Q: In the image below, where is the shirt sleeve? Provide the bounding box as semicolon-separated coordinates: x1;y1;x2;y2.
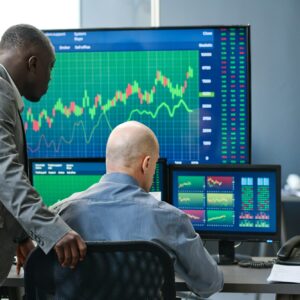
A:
160;206;224;297
0;79;71;253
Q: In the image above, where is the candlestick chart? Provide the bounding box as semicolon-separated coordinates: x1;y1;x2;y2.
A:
23;50;199;159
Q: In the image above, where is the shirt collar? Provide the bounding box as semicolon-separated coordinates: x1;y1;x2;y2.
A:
101;172;140;187
0;64;24;112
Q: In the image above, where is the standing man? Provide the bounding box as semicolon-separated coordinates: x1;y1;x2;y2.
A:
0;24;86;285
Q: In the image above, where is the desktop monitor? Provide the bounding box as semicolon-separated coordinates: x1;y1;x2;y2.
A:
168;164;281;264
29;158;106;207
29;158;167;206
23;25;251;164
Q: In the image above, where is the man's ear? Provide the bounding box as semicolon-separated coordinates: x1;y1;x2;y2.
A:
141;156;150;174
27;56;38;73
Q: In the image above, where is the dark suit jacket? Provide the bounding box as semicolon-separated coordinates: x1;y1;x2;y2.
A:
0;65;70;285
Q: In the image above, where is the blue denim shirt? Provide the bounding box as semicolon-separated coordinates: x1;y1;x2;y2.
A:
51;172;223;297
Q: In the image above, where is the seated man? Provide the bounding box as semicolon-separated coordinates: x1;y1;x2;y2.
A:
51;121;223;298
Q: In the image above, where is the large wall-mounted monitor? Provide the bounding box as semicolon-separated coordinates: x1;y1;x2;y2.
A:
23;25;251;164
29;158;167;206
168;164;281;264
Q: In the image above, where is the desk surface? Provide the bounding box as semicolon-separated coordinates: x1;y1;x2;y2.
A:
5;263;300;295
3;266;24;288
176;264;300;295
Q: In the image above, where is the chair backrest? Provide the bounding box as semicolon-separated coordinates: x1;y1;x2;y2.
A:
24;240;176;300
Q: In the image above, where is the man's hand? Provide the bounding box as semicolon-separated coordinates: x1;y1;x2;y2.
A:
16;239;35;275
54;230;86;269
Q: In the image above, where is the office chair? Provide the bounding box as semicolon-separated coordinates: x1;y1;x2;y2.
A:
24;240;176;300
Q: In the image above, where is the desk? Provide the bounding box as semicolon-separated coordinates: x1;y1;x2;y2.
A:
176;264;300;300
4;264;300;300
3;267;23;288
0;267;23;300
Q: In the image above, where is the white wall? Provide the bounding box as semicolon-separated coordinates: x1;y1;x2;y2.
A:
80;0;151;28
0;0;80;37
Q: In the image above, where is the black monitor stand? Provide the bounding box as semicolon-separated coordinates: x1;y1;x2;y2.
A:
213;240;251;265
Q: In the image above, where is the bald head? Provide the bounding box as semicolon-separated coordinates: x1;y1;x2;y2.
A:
106;121;159;191
106;121;159;169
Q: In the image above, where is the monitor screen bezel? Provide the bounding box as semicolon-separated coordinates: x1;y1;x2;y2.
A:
152;157;168;201
168;164;281;242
